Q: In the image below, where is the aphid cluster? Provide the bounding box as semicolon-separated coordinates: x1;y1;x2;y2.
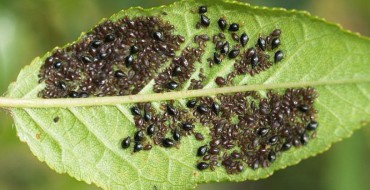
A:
39;16;184;98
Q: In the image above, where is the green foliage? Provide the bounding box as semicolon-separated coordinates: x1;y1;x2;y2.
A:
1;0;370;189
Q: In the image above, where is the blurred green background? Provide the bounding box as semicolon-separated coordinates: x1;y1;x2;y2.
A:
0;0;369;190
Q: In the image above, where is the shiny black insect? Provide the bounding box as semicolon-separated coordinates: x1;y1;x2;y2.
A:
197;145;208;156
198;5;207;14
268;151;276;162
147;124;156;136
271;38;281;49
228;49;240;59
53;61;62;69
197;104;209;114
172;66;182;76
105;33;116;42
281;142;292;151
131;107;141;116
114;70;125;78
121;137;131;149
130;45;139;54
166;104;178;116
125;55;134;67
251;53;259;67
211;102;220;115
162;138;175;148
240;33;249;47
257;37;266;51
153;31;165;41
91;40;102;48
257;128;269;136
144;110;152;121
186;99;197;108
200;15;210;27
220;41;230;54
69;91;79;98
134;130;144;142
182;122;194;131
274;50;284;63
197;162;209;170
134;142;143;152
307;121;319;131
167;81;179;90
217;18;227;30
214;52;222;64
228;23;239;31
173;129;181;141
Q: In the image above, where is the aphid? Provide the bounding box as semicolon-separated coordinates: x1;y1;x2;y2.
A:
134;130;144;142
240;33;249;47
198;5;207;14
251;161;259;170
162;138;175;148
257;37;266;51
251;53;259;67
91;40;102;48
121;137;131;149
186;99;197;108
213;52;222;64
130;45;139;54
143;144;153;150
268;136;278;145
200;15;210;27
228;49;240;59
281;142;292;151
257;128;269;136
147;124;156;136
134;142;143;152
166;104;178;116
271;38;281;49
81;55;93;64
69;91;79;98
228;23;239;31
125;55;134;67
268;151;276;162
131;107;141;116
299;105;309;112
105;33;116;42
215;76;226;86
173;129;181;141
209;147;220;154
220;41;230;54
172;65;182;76
153;31;165;41
271;29;282;36
197;145;208;156
195;133;204;141
211;102;220;115
300;132;310;145
114;70;125;78
53;116;59;123
274;50;284;63
197;104;209;114
53;61;62;69
197;162;210;170
306;121;319;131
58;81;67;91
231;33;239;41
182;122;194;131
80;92;89;98
167;81;179;90
217;18;227;30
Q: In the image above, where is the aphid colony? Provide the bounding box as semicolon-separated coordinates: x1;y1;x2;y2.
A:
38;4;319;174
122;87;318;173
39;16;185;98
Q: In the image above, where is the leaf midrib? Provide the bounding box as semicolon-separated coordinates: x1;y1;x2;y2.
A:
1;78;369;108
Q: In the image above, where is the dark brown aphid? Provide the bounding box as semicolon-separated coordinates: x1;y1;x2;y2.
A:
214;52;222;64
197;145;208;156
197;162;210;170
166;104;178;116
134;130;144;142
195;133;204;141
147;124;156;136
131;107;141;116
173;129;181;141
121;136;131;149
307;121;319;131
197;104;209;114
182;122;194;131
220;41;229;54
167;81;179;90
215;18;227;31
231;33;239;41
228;49;240;59
105;33;116;42
186;99;197;108
257;37;266;51
200;15;210;27
215;76;226;86
228;23;239;31
134;142;143;152
162;138;175;148
274;50;284;63
153;31;165;41
240;33;249;47
198;5;207;14
271;29;282;36
144;144;153;150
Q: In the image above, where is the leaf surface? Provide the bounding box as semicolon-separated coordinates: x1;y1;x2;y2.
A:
3;0;370;189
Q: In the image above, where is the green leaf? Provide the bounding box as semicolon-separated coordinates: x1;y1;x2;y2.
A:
1;0;370;189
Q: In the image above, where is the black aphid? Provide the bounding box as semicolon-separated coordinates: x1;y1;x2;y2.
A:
91;40;102;48
218;18;227;30
58;81;67;91
214;52;222;64
147;124;156;136
53;116;59;123
251;53;259;67
198;5;207;14
271;38;281;49
228;23;239;31
300;132;310;145
228;49;240;59
134;130;144;142
211;102;220;115
81;55;93;64
167;81;179;90
197;162;210;170
197;104;209;114
186;99;197;108
166;104;178;116
268;151;276;162
130;45;139;54
299;105;309;112
131;107;141;116
240;33;249;47
105;33;116;42
121;137;131;149
307;121;318;131
153;31;165;41
281;142;292;151
268;136;278;145
173;129;181;141
274;50;284;63
182;122;194;131
134;142;143;152
200;15;210;27
114;70;125;78
80;92;89;98
257;128;269;136
197;145;208;156
162;138;175;147
220;41;230;54
257;37;266;51
53;61;62;69
172;66;182;76
125;55;134;67
69;91;79;98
